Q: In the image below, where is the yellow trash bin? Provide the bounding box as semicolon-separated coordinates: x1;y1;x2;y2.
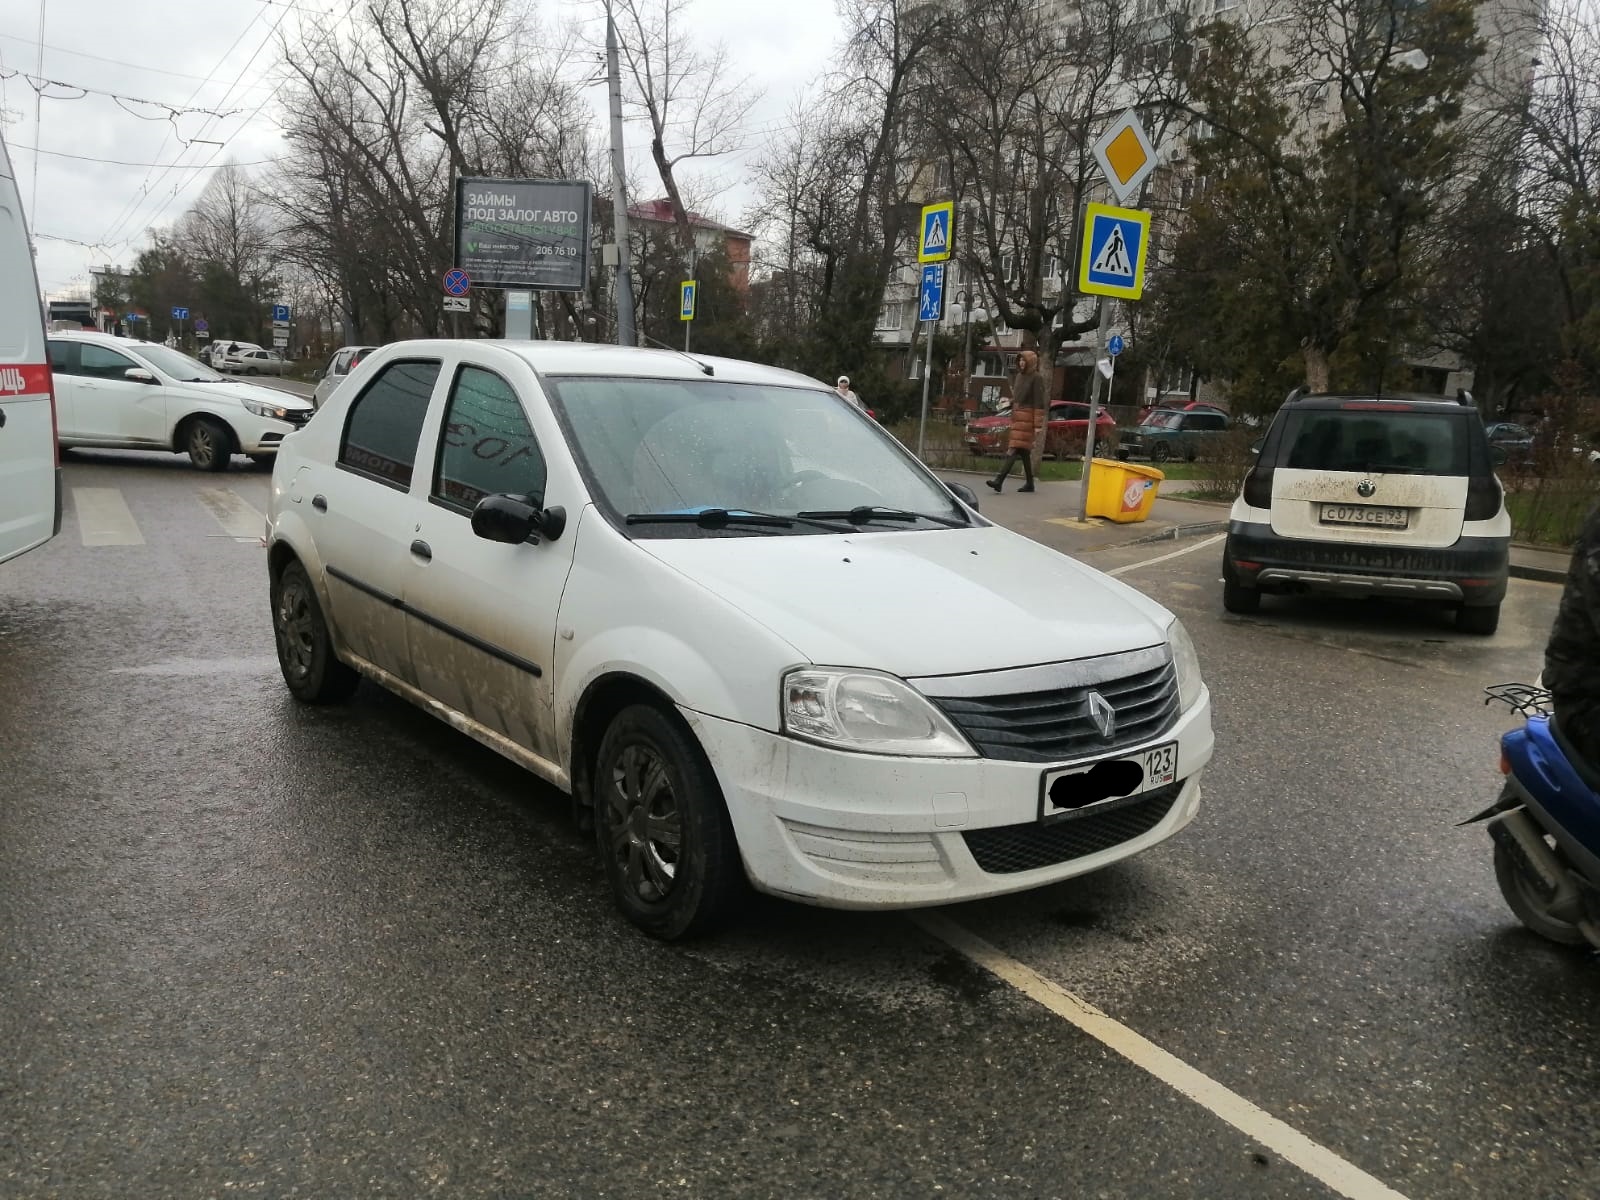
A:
1084;458;1164;523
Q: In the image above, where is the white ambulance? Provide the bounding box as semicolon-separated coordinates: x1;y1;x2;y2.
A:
0;131;60;564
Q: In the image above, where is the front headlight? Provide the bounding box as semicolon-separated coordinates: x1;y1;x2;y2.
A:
1167;618;1204;712
243;398;290;420
781;668;976;757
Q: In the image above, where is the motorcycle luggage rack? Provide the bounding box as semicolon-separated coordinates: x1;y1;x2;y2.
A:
1483;682;1554;717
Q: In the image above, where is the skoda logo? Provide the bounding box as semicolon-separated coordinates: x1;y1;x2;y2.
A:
1086;691;1117;740
1356;479;1376;498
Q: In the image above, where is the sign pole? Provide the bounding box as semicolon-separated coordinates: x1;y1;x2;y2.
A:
916;320;936;460
1078;302;1113;522
605;3;637;347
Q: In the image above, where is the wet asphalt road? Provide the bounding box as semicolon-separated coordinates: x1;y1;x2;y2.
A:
2;451;1595;1199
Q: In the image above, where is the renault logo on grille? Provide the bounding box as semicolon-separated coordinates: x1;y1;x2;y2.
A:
1086;690;1117;740
1356;479;1376;498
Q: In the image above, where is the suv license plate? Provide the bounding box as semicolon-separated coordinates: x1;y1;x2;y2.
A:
1039;742;1178;824
1320;504;1409;528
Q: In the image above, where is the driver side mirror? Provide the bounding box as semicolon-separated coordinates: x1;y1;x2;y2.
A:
1490;445;1509;467
948;481;980;512
1249;437;1265;456
471;493;566;544
124;368;157;385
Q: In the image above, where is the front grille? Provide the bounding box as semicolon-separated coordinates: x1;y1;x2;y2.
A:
963;786;1181;874
283;408;312;428
931;661;1179;763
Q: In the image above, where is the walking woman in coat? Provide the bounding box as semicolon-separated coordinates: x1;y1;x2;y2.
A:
987;348;1045;493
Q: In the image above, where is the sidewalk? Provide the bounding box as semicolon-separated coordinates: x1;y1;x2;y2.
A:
963;475;1226;559
962;472;1574;583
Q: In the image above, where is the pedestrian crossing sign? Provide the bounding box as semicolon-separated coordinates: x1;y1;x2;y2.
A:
918;201;953;263
1078;203;1150;300
680;280;697;321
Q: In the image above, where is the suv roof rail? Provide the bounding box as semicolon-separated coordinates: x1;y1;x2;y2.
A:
1456;388;1474;407
1285;386;1306;405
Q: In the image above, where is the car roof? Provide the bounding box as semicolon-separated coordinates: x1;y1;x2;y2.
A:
1282;391;1475;415
50;331;157;347
374;339;829;389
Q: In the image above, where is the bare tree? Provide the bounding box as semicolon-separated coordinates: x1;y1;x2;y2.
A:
609;0;762;256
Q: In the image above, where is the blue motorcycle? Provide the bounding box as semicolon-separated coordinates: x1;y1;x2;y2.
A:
1468;684;1600;948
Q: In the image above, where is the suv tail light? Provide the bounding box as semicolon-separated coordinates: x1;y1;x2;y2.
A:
1242;464;1274;508
1465;473;1501;521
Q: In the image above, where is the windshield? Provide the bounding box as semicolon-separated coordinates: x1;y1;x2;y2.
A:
136;344;224;382
1145;410;1184;429
548;376;970;535
1283;410;1469;475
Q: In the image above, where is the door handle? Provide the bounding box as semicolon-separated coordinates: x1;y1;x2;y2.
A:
410;539;432;561
311;494;327;512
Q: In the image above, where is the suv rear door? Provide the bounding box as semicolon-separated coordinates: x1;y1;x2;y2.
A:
0;132;60;564
1269;404;1474;549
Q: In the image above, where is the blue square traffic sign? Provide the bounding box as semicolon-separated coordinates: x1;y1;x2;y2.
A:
918;264;945;322
918;201;953;263
171;306;189;320
1078;203;1150;300
271;304;292;322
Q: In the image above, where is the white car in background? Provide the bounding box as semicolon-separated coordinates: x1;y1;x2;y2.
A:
312;344;378;409
48;331;312;471
219;347;288;375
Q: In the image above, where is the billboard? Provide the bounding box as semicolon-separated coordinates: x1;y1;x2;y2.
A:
453;178;592;291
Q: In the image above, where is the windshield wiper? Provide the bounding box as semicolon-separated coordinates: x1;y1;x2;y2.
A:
625;508;853;533
797;505;968;528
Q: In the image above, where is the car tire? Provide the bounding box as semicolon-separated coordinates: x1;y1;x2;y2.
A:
1493;837;1587;945
271;559;359;704
1222;554;1261;614
1115;450;1129;461
1457;603;1501;636
1185;447;1198;463
1150;442;1172;463
184;416;233;471
593;703;747;940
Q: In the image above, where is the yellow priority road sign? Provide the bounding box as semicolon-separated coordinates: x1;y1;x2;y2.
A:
1078;203;1150;301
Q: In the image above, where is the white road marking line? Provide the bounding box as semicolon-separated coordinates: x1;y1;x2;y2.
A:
71;488;144;547
913;912;1411;1200
197;487;267;542
1109;532;1226;577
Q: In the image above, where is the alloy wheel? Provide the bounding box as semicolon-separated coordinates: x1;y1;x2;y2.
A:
606;743;682;903
274;576;315;682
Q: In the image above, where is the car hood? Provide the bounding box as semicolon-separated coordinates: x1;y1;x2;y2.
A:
637;525;1173;678
164;378;312;411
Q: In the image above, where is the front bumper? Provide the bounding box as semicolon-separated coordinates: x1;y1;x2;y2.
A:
682;693;1212;909
237;415;309;455
1226;520;1509;605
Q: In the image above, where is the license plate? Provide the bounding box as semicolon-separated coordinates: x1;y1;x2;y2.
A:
1320;503;1408;528
1039;742;1179;824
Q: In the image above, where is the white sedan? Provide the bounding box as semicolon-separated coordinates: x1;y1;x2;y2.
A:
48;331;313;470
219;347;288;375
266;339;1212;938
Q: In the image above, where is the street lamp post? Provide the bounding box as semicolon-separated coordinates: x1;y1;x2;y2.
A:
957;290;987;421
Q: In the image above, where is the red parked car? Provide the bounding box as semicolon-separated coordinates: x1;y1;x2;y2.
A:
964;400;1117;457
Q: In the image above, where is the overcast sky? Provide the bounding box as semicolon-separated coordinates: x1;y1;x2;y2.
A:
1;0;841;297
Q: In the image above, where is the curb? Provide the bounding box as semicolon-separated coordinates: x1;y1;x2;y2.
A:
1130;520;1228;546
1509;561;1568;584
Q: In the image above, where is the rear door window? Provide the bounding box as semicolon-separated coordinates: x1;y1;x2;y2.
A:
47;339;76;374
339;360;441;489
1282;411;1468;475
